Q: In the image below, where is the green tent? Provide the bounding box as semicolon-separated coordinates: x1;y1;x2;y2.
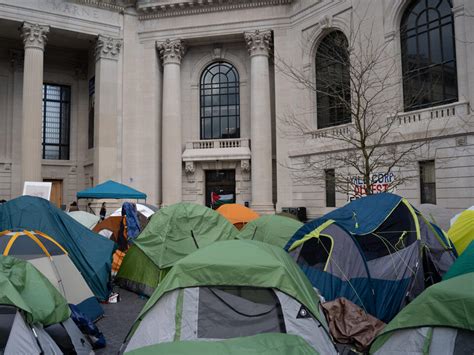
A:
116;202;238;296
370;272;474;354
125;333;317;355
444;241;474;281
238;215;303;248
124;240;336;354
0;255;70;326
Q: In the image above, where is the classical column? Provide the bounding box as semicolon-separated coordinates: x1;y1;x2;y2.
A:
156;39;185;205
245;29;274;214
94;35;122;184
19;22;49;184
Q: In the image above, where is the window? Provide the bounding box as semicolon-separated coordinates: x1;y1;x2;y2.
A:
316;31;351;129
200;62;240;140
420;160;436;204
325;169;336;207
42;84;71;160
401;0;458;111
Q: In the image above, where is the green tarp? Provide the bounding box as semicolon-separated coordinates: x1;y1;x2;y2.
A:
444;241;474;280
133;202;238;269
239;215;303;248
371;272;474;352
125;333;317;355
0;255;70;326
129;240;327;337
0;196;115;300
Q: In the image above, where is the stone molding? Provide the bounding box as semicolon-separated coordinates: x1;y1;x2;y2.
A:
241;159;250;172
156;39;186;65
137;0;293;20
244;29;272;57
185;161;195;174
9;50;24;71
20;22;50;51
95;35;122;61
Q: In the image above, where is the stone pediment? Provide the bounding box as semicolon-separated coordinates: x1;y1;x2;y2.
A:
136;0;293;19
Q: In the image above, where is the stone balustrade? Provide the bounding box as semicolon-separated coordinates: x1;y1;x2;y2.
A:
186;138;250;150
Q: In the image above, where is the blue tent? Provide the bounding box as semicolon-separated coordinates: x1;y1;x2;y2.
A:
286;193;456;322
0;196;115;303
77;180;147;200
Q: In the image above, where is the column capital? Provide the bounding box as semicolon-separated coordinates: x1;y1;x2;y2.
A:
244;29;272;57
95;35;122;61
156;39;186;65
20;22;49;51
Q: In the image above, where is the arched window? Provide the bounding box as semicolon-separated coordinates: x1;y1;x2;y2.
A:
316;31;351;129
200;62;240;140
401;0;458;111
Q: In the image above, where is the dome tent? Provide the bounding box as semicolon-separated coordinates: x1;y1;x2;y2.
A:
123;240;336;354
116;202;238;296
370;272;474;354
238;214;303;248
216;203;260;229
286;193;456;322
125;333;316;355
0;229;104;321
0;255;92;354
0;196;115;301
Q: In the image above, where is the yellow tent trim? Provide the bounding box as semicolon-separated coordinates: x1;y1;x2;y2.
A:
34;230;68;255
3;232;21;256
23;230;51;257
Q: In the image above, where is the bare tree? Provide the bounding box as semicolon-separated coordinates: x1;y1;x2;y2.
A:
274;13;451;200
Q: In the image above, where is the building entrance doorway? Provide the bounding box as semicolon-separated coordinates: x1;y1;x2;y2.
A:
44;179;63;208
205;170;235;209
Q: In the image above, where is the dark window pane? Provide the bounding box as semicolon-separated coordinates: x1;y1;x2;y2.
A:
325;169;336;207
42;84;70;160
420;160;436;204
316;31;351;129
200;62;240;139
401;0;457;111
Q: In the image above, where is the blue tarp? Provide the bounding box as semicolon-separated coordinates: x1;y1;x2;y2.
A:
77;180;147;200
0;196;115;301
320;193;402;235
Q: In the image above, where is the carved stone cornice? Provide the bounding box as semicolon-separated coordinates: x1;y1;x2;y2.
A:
137;0;293;20
95;35;122;61
156;39;186;65
20;22;49;51
244;29;272;57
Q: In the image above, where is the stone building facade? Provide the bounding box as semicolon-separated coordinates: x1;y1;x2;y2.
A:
0;0;472;217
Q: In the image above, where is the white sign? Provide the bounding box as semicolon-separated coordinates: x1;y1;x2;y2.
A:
23;181;52;201
348;172;396;201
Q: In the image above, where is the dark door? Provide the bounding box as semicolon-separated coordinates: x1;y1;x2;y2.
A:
205;170;236;209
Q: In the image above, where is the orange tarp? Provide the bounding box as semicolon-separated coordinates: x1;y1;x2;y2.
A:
216;204;259;230
93;216;122;243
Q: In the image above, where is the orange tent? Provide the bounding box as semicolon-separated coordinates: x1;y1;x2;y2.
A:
216;204;259;230
93;216;127;275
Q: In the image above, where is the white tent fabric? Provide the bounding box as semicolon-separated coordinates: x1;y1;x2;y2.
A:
67;211;100;229
111;203;156;218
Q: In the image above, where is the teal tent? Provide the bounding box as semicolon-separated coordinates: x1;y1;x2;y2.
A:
444;241;474;281
77;180;147;200
0;196;115;300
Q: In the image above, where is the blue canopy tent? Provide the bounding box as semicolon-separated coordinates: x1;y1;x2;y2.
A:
77;180;147;200
286;193;456;322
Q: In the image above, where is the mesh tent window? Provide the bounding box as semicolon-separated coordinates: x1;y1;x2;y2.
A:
197;287;285;339
316;31;351;129
401;0;458;111
200;62;240;140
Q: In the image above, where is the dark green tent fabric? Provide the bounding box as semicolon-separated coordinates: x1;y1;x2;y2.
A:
125;333;318;355
133;202;238;269
239;215;303;248
444;241;474;280
129;240;327;338
371;272;474;352
0;196;115;300
0;255;70;326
